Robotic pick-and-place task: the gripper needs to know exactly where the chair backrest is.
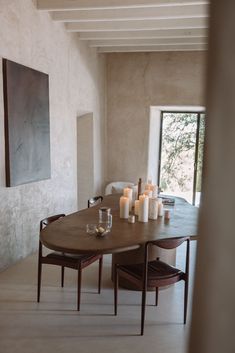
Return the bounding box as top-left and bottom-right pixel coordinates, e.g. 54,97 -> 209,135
39,214 -> 65,256
40,214 -> 66,231
88,196 -> 103,208
150,236 -> 189,249
105,181 -> 135,195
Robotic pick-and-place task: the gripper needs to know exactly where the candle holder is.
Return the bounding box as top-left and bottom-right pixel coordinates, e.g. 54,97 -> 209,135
86,224 -> 97,235
137,178 -> 142,199
128,215 -> 135,223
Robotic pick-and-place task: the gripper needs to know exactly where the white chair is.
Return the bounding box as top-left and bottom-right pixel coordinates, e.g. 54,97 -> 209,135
105,181 -> 135,195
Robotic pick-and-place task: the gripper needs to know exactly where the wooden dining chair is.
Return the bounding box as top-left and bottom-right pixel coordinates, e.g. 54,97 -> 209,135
114,236 -> 190,335
88,195 -> 103,208
37,214 -> 103,311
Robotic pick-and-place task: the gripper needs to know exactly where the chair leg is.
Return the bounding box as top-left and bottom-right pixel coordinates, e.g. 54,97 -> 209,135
114,265 -> 118,315
184,278 -> 189,324
77,264 -> 82,311
61,266 -> 65,287
37,261 -> 42,303
141,284 -> 147,335
98,257 -> 103,294
155,287 -> 159,306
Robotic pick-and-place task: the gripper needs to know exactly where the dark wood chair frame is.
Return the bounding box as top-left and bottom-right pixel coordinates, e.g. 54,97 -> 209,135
88,195 -> 103,208
114,236 -> 190,335
37,214 -> 103,311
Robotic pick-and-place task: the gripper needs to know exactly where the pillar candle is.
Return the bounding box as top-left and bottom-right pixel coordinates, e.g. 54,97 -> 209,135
134,200 -> 140,216
129,185 -> 138,206
158,198 -> 164,217
138,194 -> 149,222
119,196 -> 129,219
149,198 -> 159,220
151,185 -> 158,198
123,187 -> 133,211
144,178 -> 152,190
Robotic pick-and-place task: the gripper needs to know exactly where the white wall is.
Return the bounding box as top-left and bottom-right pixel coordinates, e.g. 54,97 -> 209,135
0,0 -> 106,270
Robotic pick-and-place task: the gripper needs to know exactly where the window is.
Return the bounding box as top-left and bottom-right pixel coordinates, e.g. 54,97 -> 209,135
158,111 -> 205,206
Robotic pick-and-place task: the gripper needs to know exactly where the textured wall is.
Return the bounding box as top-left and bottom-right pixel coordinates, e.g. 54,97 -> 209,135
106,52 -> 206,183
0,0 -> 106,270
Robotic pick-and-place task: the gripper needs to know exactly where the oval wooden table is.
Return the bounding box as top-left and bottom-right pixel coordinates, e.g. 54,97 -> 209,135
40,194 -> 198,288
40,194 -> 198,254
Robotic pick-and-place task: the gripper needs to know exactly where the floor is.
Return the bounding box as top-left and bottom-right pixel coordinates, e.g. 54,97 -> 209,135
0,243 -> 197,353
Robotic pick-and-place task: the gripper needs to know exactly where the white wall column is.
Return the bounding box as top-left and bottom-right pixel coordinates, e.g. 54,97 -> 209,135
189,1 -> 235,352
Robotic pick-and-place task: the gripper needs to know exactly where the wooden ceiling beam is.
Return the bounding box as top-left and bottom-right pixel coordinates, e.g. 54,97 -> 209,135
88,36 -> 207,47
51,4 -> 208,22
66,17 -> 208,32
97,43 -> 207,52
37,1 -> 209,53
78,27 -> 208,40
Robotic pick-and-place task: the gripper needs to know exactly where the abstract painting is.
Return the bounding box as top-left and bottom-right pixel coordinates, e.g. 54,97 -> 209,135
3,59 -> 51,187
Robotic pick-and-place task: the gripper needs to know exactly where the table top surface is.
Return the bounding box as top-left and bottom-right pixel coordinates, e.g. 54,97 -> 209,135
40,194 -> 199,255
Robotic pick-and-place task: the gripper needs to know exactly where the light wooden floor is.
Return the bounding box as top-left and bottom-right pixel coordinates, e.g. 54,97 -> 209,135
0,243 -> 197,353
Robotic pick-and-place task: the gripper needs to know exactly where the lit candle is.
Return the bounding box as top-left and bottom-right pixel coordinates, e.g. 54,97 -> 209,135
144,189 -> 153,198
119,196 -> 129,219
145,184 -> 151,191
151,185 -> 158,198
123,187 -> 133,211
149,198 -> 159,220
138,194 -> 149,222
134,200 -> 140,216
145,177 -> 153,191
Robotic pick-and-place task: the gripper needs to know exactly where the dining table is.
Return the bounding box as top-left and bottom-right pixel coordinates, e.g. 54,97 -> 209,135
40,193 -> 199,289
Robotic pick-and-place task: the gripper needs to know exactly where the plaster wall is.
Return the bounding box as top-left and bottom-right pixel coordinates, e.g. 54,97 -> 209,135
77,113 -> 94,210
106,52 -> 206,184
0,0 -> 106,270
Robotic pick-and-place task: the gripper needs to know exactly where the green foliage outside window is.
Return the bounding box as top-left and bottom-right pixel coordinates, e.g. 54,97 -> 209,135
160,113 -> 205,196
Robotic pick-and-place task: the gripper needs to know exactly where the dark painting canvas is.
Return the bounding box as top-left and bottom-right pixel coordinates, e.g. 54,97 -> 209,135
3,59 -> 51,187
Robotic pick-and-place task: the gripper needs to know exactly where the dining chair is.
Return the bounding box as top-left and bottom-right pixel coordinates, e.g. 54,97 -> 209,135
37,214 -> 103,311
88,195 -> 103,208
114,236 -> 190,335
104,182 -> 135,195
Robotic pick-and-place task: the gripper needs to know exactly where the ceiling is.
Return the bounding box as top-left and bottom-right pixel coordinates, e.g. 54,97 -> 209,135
36,0 -> 209,53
